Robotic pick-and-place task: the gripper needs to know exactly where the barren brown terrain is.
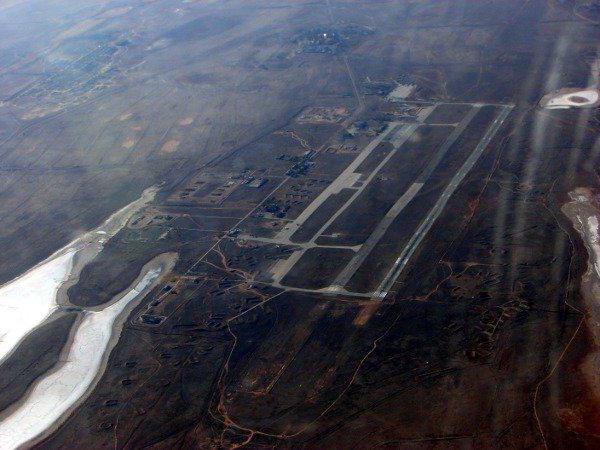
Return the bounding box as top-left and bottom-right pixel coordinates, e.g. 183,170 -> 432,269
1,0 -> 600,449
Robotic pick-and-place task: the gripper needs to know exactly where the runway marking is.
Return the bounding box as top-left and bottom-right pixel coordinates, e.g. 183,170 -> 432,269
244,121 -> 428,288
416,105 -> 480,183
330,105 -> 480,289
272,121 -> 402,242
237,102 -> 512,299
373,105 -> 514,299
332,182 -> 424,288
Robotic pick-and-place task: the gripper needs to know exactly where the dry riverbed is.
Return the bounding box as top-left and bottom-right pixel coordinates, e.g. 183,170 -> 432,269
0,186 -> 177,449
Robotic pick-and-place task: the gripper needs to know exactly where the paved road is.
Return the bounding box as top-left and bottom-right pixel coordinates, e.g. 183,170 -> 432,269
236,102 -> 513,298
416,105 -> 480,183
306,123 -> 420,244
251,279 -> 373,299
240,122 -> 423,286
374,105 -> 514,299
332,182 -> 424,288
331,105 -> 482,289
272,121 -> 402,243
238,235 -> 360,252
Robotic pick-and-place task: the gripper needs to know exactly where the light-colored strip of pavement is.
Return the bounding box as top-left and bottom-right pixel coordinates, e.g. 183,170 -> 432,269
273,122 -> 401,242
308,123 -> 420,244
374,105 -> 514,299
416,105 -> 480,183
332,182 -> 424,288
329,104 -> 480,290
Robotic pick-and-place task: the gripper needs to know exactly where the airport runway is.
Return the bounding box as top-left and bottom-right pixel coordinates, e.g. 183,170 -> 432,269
271,121 -> 402,243
305,123 -> 420,244
332,104 -> 482,289
374,104 -> 514,299
237,102 -> 513,299
416,105 -> 480,183
239,121 -> 425,286
331,182 -> 424,288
